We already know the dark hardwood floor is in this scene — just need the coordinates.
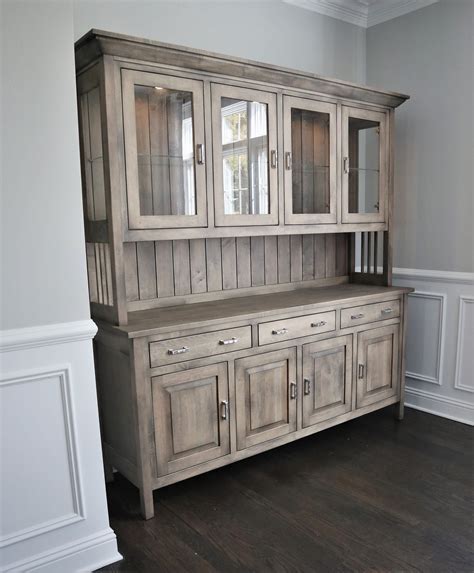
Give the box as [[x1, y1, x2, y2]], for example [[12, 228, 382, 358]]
[[98, 408, 473, 573]]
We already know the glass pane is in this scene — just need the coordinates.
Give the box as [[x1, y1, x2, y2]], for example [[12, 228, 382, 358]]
[[134, 84, 196, 217], [348, 117, 380, 214], [221, 97, 269, 215], [291, 108, 330, 214]]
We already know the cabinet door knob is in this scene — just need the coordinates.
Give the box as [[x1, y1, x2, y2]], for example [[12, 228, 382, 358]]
[[358, 364, 365, 379], [351, 313, 364, 320], [219, 337, 239, 345], [196, 143, 205, 165], [220, 400, 229, 420], [270, 149, 278, 169], [311, 320, 327, 328], [167, 346, 189, 356], [272, 328, 288, 336], [303, 378, 311, 395], [290, 382, 297, 400]]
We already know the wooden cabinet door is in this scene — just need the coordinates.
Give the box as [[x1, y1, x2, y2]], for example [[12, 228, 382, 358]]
[[211, 83, 279, 227], [283, 96, 337, 225], [122, 69, 207, 230], [235, 348, 297, 450], [302, 335, 352, 427], [152, 363, 230, 476], [356, 324, 399, 408], [341, 106, 388, 224]]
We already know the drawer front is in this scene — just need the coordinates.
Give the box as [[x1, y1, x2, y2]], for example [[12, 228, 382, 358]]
[[149, 326, 252, 367], [341, 299, 400, 329], [258, 311, 335, 346]]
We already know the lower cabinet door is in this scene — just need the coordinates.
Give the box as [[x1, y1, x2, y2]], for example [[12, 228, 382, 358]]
[[302, 335, 353, 427], [235, 348, 297, 450], [152, 363, 230, 476], [356, 324, 400, 408]]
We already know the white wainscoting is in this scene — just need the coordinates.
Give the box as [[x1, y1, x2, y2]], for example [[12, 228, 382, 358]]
[[0, 320, 121, 572], [393, 268, 474, 425]]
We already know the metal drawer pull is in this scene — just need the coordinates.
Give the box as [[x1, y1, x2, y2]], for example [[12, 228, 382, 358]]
[[290, 382, 297, 400], [272, 328, 288, 336], [351, 313, 364, 320], [343, 156, 349, 174], [220, 400, 228, 420], [270, 149, 278, 169], [167, 346, 189, 356], [219, 337, 239, 345], [285, 151, 292, 170], [358, 364, 365, 379], [196, 143, 205, 165], [304, 378, 311, 395], [311, 320, 327, 328], [381, 308, 393, 315]]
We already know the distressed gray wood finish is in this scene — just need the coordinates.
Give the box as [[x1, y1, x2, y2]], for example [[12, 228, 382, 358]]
[[123, 234, 350, 306]]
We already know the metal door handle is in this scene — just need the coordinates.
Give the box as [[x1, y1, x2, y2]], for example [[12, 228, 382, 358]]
[[219, 337, 239, 345], [358, 364, 365, 379], [351, 313, 364, 320], [196, 143, 205, 165], [285, 151, 292, 170], [220, 400, 228, 420], [167, 346, 189, 355], [311, 320, 327, 328], [343, 156, 349, 174], [304, 378, 311, 395], [271, 150, 278, 169], [272, 328, 288, 336], [290, 382, 297, 399]]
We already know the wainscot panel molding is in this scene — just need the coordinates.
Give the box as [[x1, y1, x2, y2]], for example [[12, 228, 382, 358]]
[[0, 320, 121, 572], [393, 269, 474, 426]]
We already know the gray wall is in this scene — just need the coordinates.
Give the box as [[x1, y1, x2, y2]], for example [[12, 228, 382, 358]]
[[367, 0, 473, 273], [1, 0, 91, 330], [73, 0, 366, 83]]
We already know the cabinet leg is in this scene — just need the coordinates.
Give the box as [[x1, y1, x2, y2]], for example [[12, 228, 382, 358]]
[[394, 400, 404, 421], [140, 487, 155, 520]]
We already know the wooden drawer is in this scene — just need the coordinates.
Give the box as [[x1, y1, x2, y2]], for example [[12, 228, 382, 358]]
[[341, 299, 400, 329], [258, 311, 335, 346], [149, 326, 252, 367]]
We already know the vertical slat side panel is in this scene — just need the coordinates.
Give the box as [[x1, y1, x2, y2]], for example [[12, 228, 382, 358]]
[[137, 241, 157, 299], [277, 236, 291, 284], [313, 234, 326, 278], [236, 237, 251, 288], [335, 234, 348, 277], [302, 235, 314, 280], [155, 240, 175, 298], [172, 240, 191, 295], [206, 238, 223, 292], [264, 236, 278, 285], [190, 238, 207, 293], [325, 234, 336, 277], [104, 244, 114, 304], [250, 236, 265, 286], [123, 243, 139, 302], [221, 238, 237, 290], [290, 235, 303, 282]]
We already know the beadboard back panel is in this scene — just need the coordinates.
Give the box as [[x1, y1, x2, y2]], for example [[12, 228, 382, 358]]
[[123, 234, 349, 307]]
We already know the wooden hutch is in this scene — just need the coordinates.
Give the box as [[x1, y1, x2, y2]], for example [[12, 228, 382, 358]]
[[75, 30, 413, 519]]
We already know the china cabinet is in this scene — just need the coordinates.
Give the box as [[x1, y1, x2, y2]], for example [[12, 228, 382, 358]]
[[76, 30, 412, 519]]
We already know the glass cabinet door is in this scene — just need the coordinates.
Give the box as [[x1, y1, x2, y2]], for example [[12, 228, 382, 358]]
[[283, 96, 337, 224], [211, 84, 278, 226], [342, 106, 388, 224], [122, 70, 207, 229]]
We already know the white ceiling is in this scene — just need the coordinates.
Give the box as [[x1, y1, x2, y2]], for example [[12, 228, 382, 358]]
[[283, 0, 439, 27]]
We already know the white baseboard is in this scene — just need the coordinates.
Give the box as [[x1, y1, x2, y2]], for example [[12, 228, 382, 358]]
[[405, 387, 474, 426], [0, 319, 120, 573]]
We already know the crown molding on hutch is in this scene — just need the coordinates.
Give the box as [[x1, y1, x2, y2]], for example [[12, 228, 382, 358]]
[[283, 0, 439, 28]]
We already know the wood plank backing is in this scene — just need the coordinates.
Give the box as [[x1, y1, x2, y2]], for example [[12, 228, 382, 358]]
[[124, 234, 350, 304]]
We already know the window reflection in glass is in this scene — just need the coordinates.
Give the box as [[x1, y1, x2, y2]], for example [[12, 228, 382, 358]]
[[221, 98, 269, 215], [134, 85, 196, 217]]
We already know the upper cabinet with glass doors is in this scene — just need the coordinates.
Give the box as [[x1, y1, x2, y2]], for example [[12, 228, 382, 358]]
[[211, 84, 279, 226], [121, 70, 207, 229], [283, 96, 337, 225], [342, 106, 388, 224]]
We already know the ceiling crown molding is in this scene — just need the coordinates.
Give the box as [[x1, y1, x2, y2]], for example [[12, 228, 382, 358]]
[[284, 0, 438, 28]]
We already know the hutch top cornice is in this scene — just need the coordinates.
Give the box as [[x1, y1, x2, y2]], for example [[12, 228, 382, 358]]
[[75, 29, 409, 109]]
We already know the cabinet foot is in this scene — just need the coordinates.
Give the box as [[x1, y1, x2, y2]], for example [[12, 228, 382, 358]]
[[394, 401, 404, 421], [140, 488, 155, 520]]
